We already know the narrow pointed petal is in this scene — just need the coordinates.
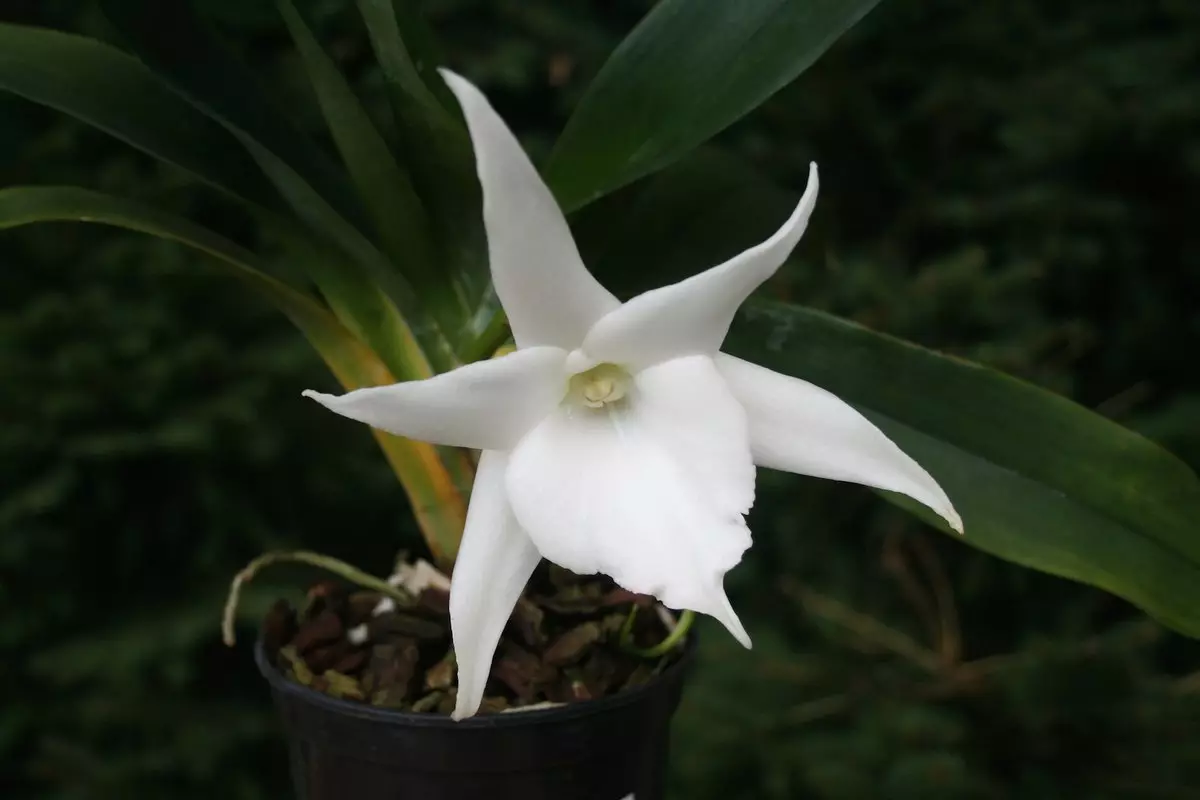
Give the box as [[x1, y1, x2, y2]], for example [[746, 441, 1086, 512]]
[[450, 450, 542, 720], [302, 346, 567, 450], [580, 163, 818, 370], [506, 355, 754, 645], [440, 70, 619, 349], [716, 355, 963, 533]]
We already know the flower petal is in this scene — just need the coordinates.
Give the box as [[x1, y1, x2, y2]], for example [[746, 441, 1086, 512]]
[[635, 356, 757, 518], [439, 70, 619, 349], [302, 346, 567, 450], [716, 354, 963, 533], [450, 450, 542, 720], [580, 163, 818, 370], [506, 355, 754, 646]]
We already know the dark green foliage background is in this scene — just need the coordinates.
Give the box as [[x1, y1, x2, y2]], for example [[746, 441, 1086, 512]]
[[2, 1, 1199, 797]]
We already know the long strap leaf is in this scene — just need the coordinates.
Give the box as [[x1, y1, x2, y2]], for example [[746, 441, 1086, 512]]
[[729, 301, 1200, 638], [0, 19, 445, 380], [355, 0, 499, 354], [0, 23, 273, 208], [276, 0, 462, 345], [361, 0, 459, 114], [0, 186, 469, 566], [546, 0, 884, 211], [238, 136, 441, 378], [96, 0, 457, 372], [98, 0, 366, 230]]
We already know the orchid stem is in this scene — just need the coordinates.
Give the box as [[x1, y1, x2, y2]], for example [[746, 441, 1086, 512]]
[[221, 550, 414, 647], [618, 607, 695, 659]]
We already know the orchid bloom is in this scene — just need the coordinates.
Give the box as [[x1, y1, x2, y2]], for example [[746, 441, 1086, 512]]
[[303, 70, 962, 720]]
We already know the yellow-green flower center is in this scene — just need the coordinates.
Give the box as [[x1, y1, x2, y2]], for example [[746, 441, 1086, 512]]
[[568, 362, 631, 409]]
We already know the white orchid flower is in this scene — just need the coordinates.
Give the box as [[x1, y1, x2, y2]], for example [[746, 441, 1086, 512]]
[[303, 70, 962, 720]]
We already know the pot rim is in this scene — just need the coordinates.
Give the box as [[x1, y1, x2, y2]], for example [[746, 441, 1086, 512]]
[[255, 633, 695, 730]]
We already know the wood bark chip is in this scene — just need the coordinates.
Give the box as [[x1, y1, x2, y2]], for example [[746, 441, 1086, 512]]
[[265, 562, 682, 714]]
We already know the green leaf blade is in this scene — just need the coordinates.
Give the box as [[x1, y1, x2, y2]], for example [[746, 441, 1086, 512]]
[[875, 416, 1200, 637], [97, 0, 456, 373], [355, 0, 497, 353], [237, 135, 445, 378], [546, 0, 882, 211], [0, 23, 275, 208], [360, 0, 458, 113], [98, 0, 364, 228], [0, 185, 359, 377], [0, 185, 471, 559], [728, 301, 1200, 637], [276, 0, 442, 307], [0, 19, 416, 369]]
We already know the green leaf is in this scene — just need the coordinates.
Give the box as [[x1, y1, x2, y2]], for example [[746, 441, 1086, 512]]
[[0, 20, 419, 373], [0, 185, 470, 563], [98, 0, 363, 227], [727, 301, 1200, 637], [98, 0, 456, 372], [356, 0, 458, 120], [242, 132, 452, 376], [355, 0, 496, 351], [0, 23, 274, 207], [546, 0, 882, 211], [0, 185, 366, 386], [276, 0, 447, 318]]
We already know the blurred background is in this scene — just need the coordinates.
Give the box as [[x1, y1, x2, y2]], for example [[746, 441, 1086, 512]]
[[2, 0, 1199, 797]]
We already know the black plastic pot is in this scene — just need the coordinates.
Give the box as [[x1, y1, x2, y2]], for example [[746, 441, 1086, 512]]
[[256, 640, 694, 800]]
